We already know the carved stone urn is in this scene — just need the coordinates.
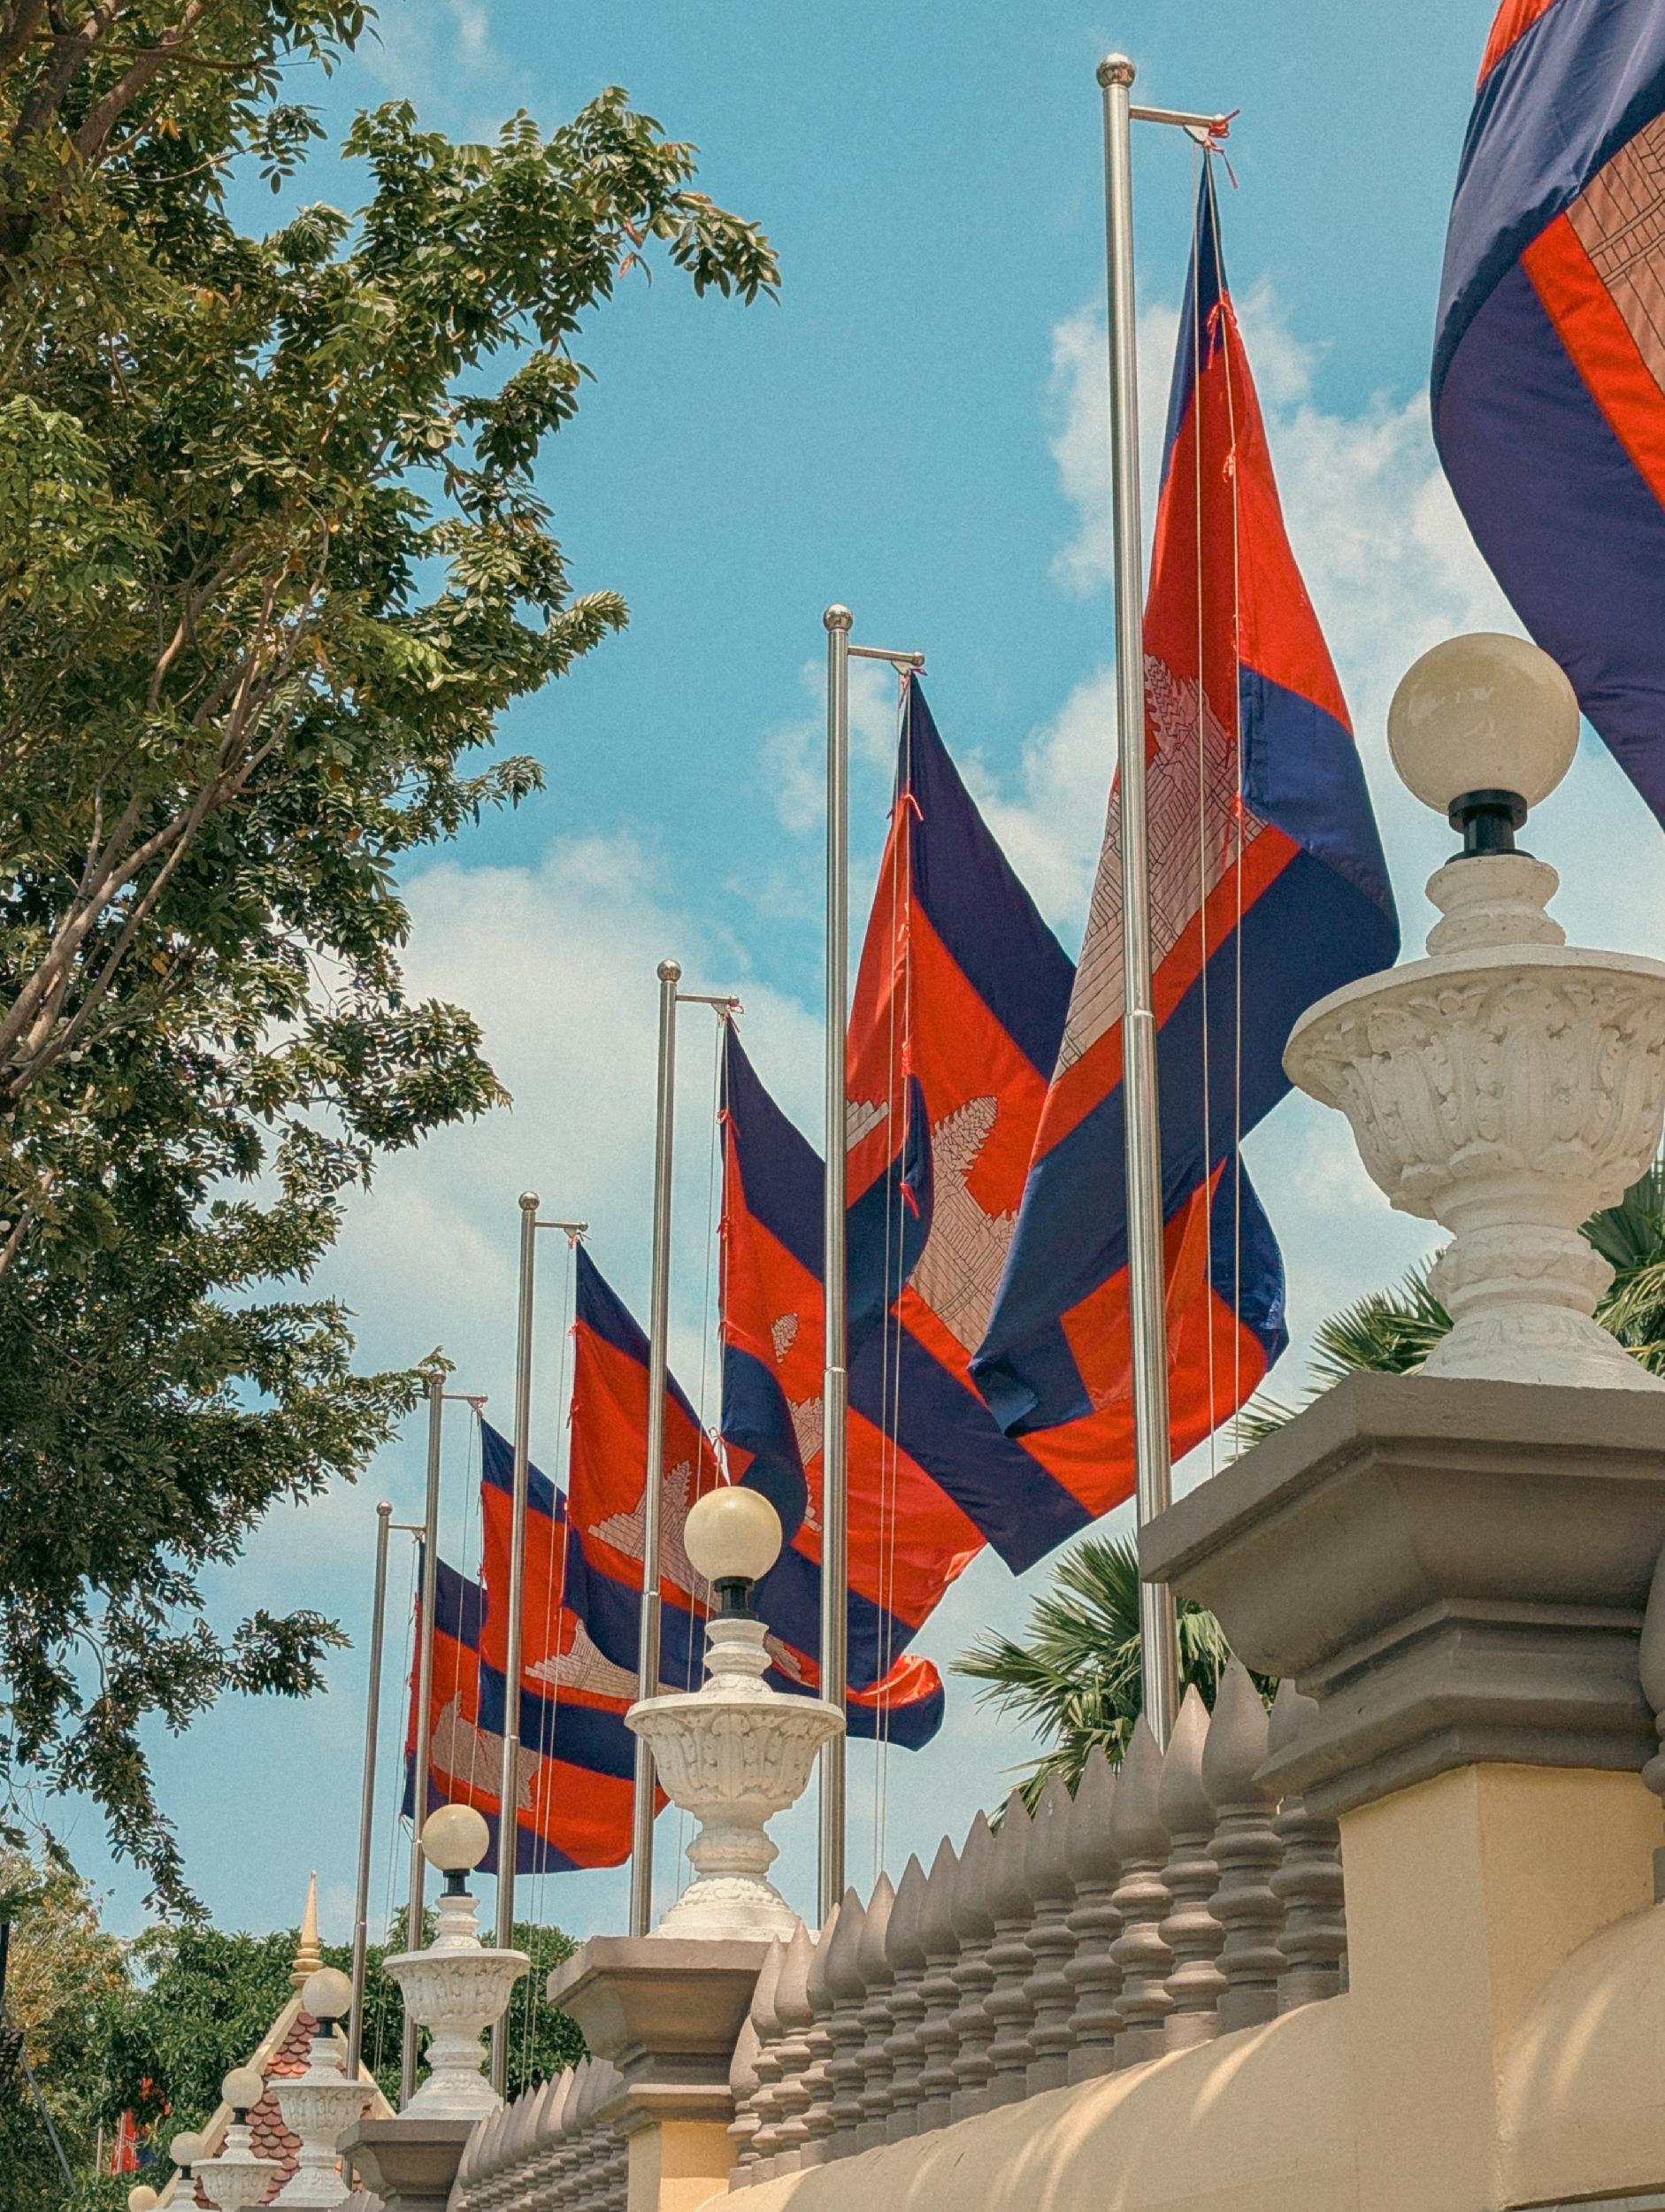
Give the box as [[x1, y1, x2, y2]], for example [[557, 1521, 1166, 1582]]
[[382, 1806, 529, 2121], [627, 1487, 844, 1940], [1285, 633, 1665, 1391], [272, 1978, 372, 2208]]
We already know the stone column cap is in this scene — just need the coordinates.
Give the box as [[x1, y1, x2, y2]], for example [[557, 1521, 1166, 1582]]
[[1139, 1371, 1665, 1816], [336, 2118, 475, 2212], [549, 1934, 771, 2127]]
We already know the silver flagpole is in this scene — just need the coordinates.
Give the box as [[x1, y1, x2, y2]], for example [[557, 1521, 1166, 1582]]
[[490, 1192, 541, 2094], [401, 1364, 445, 2103], [819, 603, 852, 1922], [1099, 50, 1179, 1750], [630, 956, 682, 1937], [349, 1499, 394, 2081]]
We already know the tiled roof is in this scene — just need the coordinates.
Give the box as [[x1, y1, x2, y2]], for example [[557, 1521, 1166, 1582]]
[[177, 2008, 388, 2208]]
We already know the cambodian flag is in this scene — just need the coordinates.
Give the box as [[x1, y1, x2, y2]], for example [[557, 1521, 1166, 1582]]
[[720, 1020, 952, 1745], [405, 1551, 637, 1876], [974, 163, 1396, 1448], [850, 678, 1287, 1560], [1434, 0, 1665, 822]]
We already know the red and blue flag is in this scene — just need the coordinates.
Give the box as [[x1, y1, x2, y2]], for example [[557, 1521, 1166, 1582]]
[[405, 1549, 637, 1876], [1434, 0, 1665, 822], [973, 163, 1395, 1449], [720, 1019, 953, 1740], [849, 677, 1287, 1559]]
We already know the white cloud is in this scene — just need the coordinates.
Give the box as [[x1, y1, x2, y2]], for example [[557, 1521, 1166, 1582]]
[[760, 652, 903, 838]]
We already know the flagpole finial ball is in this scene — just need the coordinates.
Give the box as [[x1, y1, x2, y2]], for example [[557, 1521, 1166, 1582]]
[[658, 957, 682, 983], [1098, 53, 1136, 88], [1388, 633, 1578, 818], [685, 1485, 783, 1587], [824, 604, 854, 634], [421, 1800, 490, 1876], [518, 1190, 539, 1214]]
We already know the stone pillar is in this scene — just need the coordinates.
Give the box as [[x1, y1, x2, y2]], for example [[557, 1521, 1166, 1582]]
[[1141, 1369, 1665, 2212], [1109, 1722, 1173, 2067], [1062, 1746, 1123, 2084], [546, 1936, 768, 2212], [1157, 1688, 1225, 2049]]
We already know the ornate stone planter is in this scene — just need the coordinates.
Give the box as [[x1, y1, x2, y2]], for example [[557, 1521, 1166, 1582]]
[[628, 1614, 842, 1941], [382, 1877, 528, 2121], [272, 2039, 372, 2208], [1285, 635, 1665, 1392]]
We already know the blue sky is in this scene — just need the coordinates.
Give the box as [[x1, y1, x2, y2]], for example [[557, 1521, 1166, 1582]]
[[54, 1, 1665, 1954]]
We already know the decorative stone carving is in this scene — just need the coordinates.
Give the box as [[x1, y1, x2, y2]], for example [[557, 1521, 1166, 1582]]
[[879, 1856, 931, 2142], [196, 2109, 283, 2210], [767, 1924, 817, 2173], [793, 1907, 839, 2169], [726, 2011, 763, 2184], [1285, 667, 1665, 1393], [1109, 1719, 1174, 2067], [1063, 1746, 1124, 2084], [740, 1941, 786, 2177], [1203, 1659, 1285, 2032], [382, 1877, 527, 2123], [1159, 1686, 1227, 2048], [947, 1811, 999, 2124], [1268, 1679, 1347, 2006], [910, 1838, 963, 2134], [818, 1889, 869, 2161], [979, 1793, 1038, 2109], [849, 1873, 895, 2154], [1022, 1773, 1080, 2094], [271, 2026, 372, 2207], [627, 1613, 843, 1941]]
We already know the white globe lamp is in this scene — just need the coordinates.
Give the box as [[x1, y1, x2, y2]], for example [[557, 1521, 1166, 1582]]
[[684, 1485, 784, 1614], [1388, 632, 1578, 853]]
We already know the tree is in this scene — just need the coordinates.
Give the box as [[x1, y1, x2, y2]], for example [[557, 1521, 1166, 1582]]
[[96, 1913, 583, 2148], [955, 1532, 1269, 1811], [0, 1847, 130, 2212], [1239, 1150, 1665, 1440], [0, 12, 777, 1910]]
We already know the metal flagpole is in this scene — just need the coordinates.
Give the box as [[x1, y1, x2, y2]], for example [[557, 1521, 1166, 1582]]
[[817, 610, 925, 1922], [630, 968, 743, 1939], [490, 1192, 541, 2093], [401, 1365, 445, 2101], [820, 605, 852, 1922], [1095, 52, 1228, 1750], [349, 1500, 395, 2080], [630, 957, 681, 1936]]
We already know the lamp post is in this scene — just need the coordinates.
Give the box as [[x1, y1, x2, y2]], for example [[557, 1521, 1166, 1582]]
[[386, 1806, 529, 2119]]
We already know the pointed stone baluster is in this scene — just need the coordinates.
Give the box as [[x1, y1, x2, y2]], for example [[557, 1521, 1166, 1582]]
[[849, 1872, 896, 2154], [1109, 1717, 1174, 2067], [1159, 1686, 1227, 2049], [979, 1790, 1038, 2109], [1063, 1746, 1124, 2083], [795, 1902, 841, 2168], [820, 1887, 870, 2161], [947, 1811, 999, 2123], [550, 2059, 590, 2200], [1203, 1657, 1286, 2033], [740, 1940, 786, 2178], [878, 1855, 931, 2141], [726, 2011, 763, 2186], [910, 1837, 963, 2134], [1268, 1679, 1347, 2008], [588, 2061, 625, 2212], [768, 1924, 817, 2173], [1023, 1773, 1080, 2095]]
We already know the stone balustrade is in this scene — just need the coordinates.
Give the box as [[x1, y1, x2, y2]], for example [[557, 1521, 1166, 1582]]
[[446, 2055, 626, 2212], [727, 1658, 1347, 2185]]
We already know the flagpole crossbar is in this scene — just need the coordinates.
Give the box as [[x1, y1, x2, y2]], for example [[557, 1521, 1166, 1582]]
[[849, 645, 925, 670], [1131, 102, 1232, 139], [677, 992, 744, 1012]]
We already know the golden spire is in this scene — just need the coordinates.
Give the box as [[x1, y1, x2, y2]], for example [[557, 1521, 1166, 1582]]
[[290, 1870, 322, 1989]]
